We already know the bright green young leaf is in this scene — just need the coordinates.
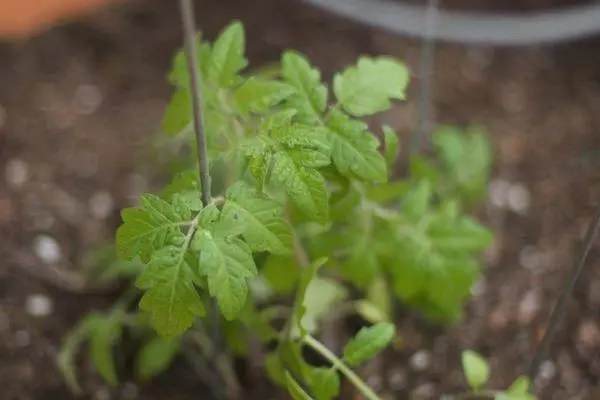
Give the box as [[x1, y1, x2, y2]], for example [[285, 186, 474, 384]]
[[222, 180, 292, 255], [365, 277, 392, 322], [461, 349, 490, 390], [161, 170, 200, 201], [235, 77, 295, 114], [136, 246, 206, 339], [507, 376, 532, 395], [294, 257, 328, 336], [342, 243, 379, 288], [281, 51, 328, 124], [265, 352, 286, 386], [342, 322, 396, 366], [327, 110, 387, 183], [88, 314, 122, 386], [355, 300, 389, 324], [285, 371, 315, 400], [333, 56, 409, 117], [260, 255, 300, 294], [382, 125, 400, 167], [300, 277, 348, 334], [311, 367, 340, 400], [206, 21, 247, 88], [162, 89, 191, 136], [194, 217, 258, 320], [116, 194, 192, 262], [136, 336, 179, 381]]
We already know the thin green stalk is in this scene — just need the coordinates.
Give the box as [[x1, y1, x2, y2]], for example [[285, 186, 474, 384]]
[[303, 334, 382, 400]]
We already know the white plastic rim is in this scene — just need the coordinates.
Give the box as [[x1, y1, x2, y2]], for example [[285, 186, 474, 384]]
[[301, 0, 600, 46]]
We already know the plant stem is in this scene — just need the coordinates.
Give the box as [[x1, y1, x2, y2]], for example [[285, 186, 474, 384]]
[[178, 0, 222, 388], [303, 335, 382, 400]]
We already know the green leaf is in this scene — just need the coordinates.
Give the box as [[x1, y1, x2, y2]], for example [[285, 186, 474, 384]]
[[162, 89, 191, 136], [382, 125, 399, 167], [285, 371, 315, 400], [461, 349, 490, 390], [265, 352, 286, 386], [507, 376, 532, 395], [195, 218, 258, 320], [281, 51, 328, 124], [136, 336, 179, 381], [207, 21, 247, 87], [401, 180, 432, 221], [167, 34, 211, 88], [333, 56, 409, 117], [222, 180, 292, 255], [342, 243, 379, 288], [327, 110, 387, 183], [342, 322, 396, 366], [235, 77, 295, 114], [294, 257, 328, 336], [88, 314, 122, 386], [261, 255, 300, 294], [270, 150, 329, 223], [311, 367, 340, 400], [300, 277, 348, 334], [116, 194, 192, 262], [136, 246, 206, 339]]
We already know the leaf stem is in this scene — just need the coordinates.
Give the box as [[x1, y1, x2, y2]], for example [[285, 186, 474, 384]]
[[178, 0, 222, 390], [303, 334, 382, 400]]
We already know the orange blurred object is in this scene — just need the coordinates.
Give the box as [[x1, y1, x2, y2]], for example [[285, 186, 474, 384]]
[[0, 0, 122, 38]]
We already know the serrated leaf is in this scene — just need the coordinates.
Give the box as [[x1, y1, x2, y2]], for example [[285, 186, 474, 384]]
[[136, 246, 206, 339], [207, 21, 247, 88], [195, 222, 258, 320], [461, 350, 490, 390], [270, 150, 329, 223], [281, 51, 328, 124], [88, 314, 122, 386], [222, 181, 292, 255], [327, 110, 387, 183], [136, 336, 179, 381], [382, 125, 399, 167], [333, 56, 409, 116], [235, 77, 295, 114], [400, 180, 432, 221], [311, 367, 340, 400], [342, 322, 395, 366], [117, 194, 192, 262], [162, 89, 191, 136], [342, 243, 379, 288], [167, 34, 211, 88], [285, 371, 315, 400]]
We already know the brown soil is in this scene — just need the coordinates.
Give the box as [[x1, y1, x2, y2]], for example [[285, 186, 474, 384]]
[[2, 0, 600, 399]]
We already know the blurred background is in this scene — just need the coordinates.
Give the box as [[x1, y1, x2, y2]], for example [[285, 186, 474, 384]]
[[1, 0, 600, 399]]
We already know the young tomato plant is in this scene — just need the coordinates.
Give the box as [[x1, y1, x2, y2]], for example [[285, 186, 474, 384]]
[[59, 20, 495, 399]]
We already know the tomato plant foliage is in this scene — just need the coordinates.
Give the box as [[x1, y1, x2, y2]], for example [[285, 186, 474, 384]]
[[59, 20, 496, 399]]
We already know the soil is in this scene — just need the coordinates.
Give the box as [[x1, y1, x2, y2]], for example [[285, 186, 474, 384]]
[[2, 0, 600, 399]]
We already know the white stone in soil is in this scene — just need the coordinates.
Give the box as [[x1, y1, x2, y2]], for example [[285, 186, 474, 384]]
[[89, 190, 114, 220], [25, 293, 54, 317], [410, 349, 431, 371], [507, 182, 530, 214], [519, 245, 540, 270], [94, 387, 111, 400], [489, 179, 510, 208], [33, 234, 62, 264], [518, 289, 542, 325], [387, 368, 407, 390], [5, 158, 28, 188], [14, 330, 30, 347], [73, 84, 103, 115], [539, 360, 557, 380]]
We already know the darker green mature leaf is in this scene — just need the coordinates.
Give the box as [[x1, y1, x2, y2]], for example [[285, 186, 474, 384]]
[[136, 246, 206, 339], [88, 314, 122, 386], [285, 371, 315, 400], [311, 368, 340, 400], [400, 180, 432, 221], [136, 337, 179, 381], [281, 51, 328, 124], [194, 214, 258, 320], [342, 322, 396, 366], [116, 194, 192, 262], [333, 56, 409, 117], [207, 21, 247, 88], [261, 255, 300, 295], [327, 110, 387, 183], [235, 77, 295, 114], [382, 125, 399, 167], [161, 170, 200, 202], [222, 180, 292, 255]]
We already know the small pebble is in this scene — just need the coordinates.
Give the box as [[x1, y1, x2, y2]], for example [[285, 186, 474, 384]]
[[94, 387, 111, 400], [410, 350, 431, 371], [33, 235, 62, 264], [518, 290, 541, 325], [519, 245, 540, 270], [387, 368, 407, 390], [539, 360, 557, 381], [14, 330, 30, 347], [489, 179, 510, 208], [507, 182, 530, 214], [5, 158, 28, 189], [89, 191, 114, 220], [73, 84, 103, 115], [412, 382, 435, 399], [121, 381, 138, 399], [25, 294, 54, 317], [366, 375, 382, 392]]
